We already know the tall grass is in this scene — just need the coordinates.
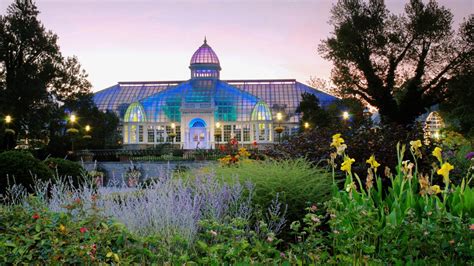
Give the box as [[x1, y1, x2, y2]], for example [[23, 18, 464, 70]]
[[208, 158, 333, 222]]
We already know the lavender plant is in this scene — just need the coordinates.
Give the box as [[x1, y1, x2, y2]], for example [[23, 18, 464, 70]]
[[7, 170, 255, 244]]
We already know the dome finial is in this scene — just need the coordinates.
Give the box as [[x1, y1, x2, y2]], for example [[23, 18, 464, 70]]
[[204, 36, 207, 44]]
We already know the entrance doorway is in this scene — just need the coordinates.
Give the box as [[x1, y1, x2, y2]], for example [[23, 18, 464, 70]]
[[189, 118, 208, 149]]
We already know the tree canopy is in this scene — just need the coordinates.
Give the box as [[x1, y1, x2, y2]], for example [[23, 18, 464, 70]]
[[319, 0, 473, 125], [0, 0, 119, 153], [0, 0, 91, 140]]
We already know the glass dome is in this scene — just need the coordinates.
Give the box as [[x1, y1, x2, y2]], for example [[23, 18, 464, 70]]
[[190, 38, 220, 65]]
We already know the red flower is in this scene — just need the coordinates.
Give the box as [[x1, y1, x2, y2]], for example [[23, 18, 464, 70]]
[[74, 198, 81, 204], [80, 227, 88, 233], [230, 138, 238, 146], [252, 141, 258, 147], [32, 213, 40, 220], [219, 145, 226, 152]]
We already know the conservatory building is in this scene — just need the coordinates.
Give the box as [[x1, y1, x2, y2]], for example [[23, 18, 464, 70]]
[[93, 39, 337, 149]]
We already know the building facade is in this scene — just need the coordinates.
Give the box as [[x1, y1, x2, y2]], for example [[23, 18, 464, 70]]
[[93, 39, 337, 149]]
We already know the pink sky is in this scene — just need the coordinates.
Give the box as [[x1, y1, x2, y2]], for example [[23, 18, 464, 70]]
[[1, 0, 472, 92]]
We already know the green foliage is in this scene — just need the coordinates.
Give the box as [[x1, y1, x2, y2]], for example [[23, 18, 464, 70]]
[[319, 0, 473, 125], [44, 158, 85, 186], [307, 141, 474, 264], [0, 151, 52, 194], [0, 197, 153, 264], [213, 158, 333, 222], [195, 218, 283, 264]]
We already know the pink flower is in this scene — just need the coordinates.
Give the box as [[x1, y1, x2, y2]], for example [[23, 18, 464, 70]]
[[80, 227, 88, 233], [470, 224, 474, 230], [32, 213, 40, 220]]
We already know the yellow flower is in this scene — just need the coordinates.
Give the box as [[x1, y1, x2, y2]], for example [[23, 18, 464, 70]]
[[410, 140, 422, 150], [366, 155, 380, 169], [437, 162, 454, 184], [430, 185, 442, 194], [238, 147, 251, 158], [410, 140, 423, 158], [330, 133, 345, 149], [59, 224, 66, 233], [341, 156, 355, 173], [432, 147, 443, 163]]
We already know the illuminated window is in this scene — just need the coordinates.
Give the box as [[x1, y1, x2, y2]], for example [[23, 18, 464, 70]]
[[251, 101, 272, 121], [223, 125, 232, 142], [147, 125, 154, 143], [124, 102, 146, 122]]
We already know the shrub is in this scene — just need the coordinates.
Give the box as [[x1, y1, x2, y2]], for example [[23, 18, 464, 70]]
[[266, 124, 433, 180], [0, 198, 162, 264], [44, 158, 85, 186], [212, 158, 333, 223], [0, 151, 52, 194]]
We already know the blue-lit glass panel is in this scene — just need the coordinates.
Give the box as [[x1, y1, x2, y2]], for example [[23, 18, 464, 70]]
[[190, 118, 207, 128]]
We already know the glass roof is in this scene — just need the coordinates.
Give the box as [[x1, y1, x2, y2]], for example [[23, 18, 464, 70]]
[[190, 39, 220, 65], [93, 79, 338, 123]]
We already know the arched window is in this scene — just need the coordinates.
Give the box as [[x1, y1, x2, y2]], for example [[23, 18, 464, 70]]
[[124, 102, 146, 144], [251, 101, 272, 121], [190, 118, 207, 128], [124, 102, 147, 122]]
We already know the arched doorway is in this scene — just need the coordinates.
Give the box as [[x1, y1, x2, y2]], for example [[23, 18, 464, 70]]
[[189, 118, 208, 149]]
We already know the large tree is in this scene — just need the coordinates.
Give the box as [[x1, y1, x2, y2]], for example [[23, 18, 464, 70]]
[[0, 0, 91, 142], [319, 0, 473, 125]]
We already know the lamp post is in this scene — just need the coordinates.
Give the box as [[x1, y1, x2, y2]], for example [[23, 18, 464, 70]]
[[67, 114, 78, 153], [342, 111, 350, 127], [4, 115, 13, 150], [169, 122, 177, 144], [304, 122, 310, 130], [83, 124, 92, 145], [214, 122, 222, 148], [342, 111, 350, 120], [275, 112, 284, 143]]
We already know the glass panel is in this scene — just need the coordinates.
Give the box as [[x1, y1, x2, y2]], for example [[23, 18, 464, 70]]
[[259, 123, 265, 141], [138, 125, 144, 142], [130, 125, 137, 143], [156, 125, 165, 142], [223, 125, 231, 142], [243, 124, 250, 142], [147, 125, 154, 143]]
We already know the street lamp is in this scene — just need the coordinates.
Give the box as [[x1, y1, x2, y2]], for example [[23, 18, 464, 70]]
[[4, 115, 14, 150], [342, 111, 350, 120], [214, 122, 222, 147], [67, 114, 78, 154], [275, 112, 284, 143], [169, 122, 177, 143], [304, 122, 310, 130]]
